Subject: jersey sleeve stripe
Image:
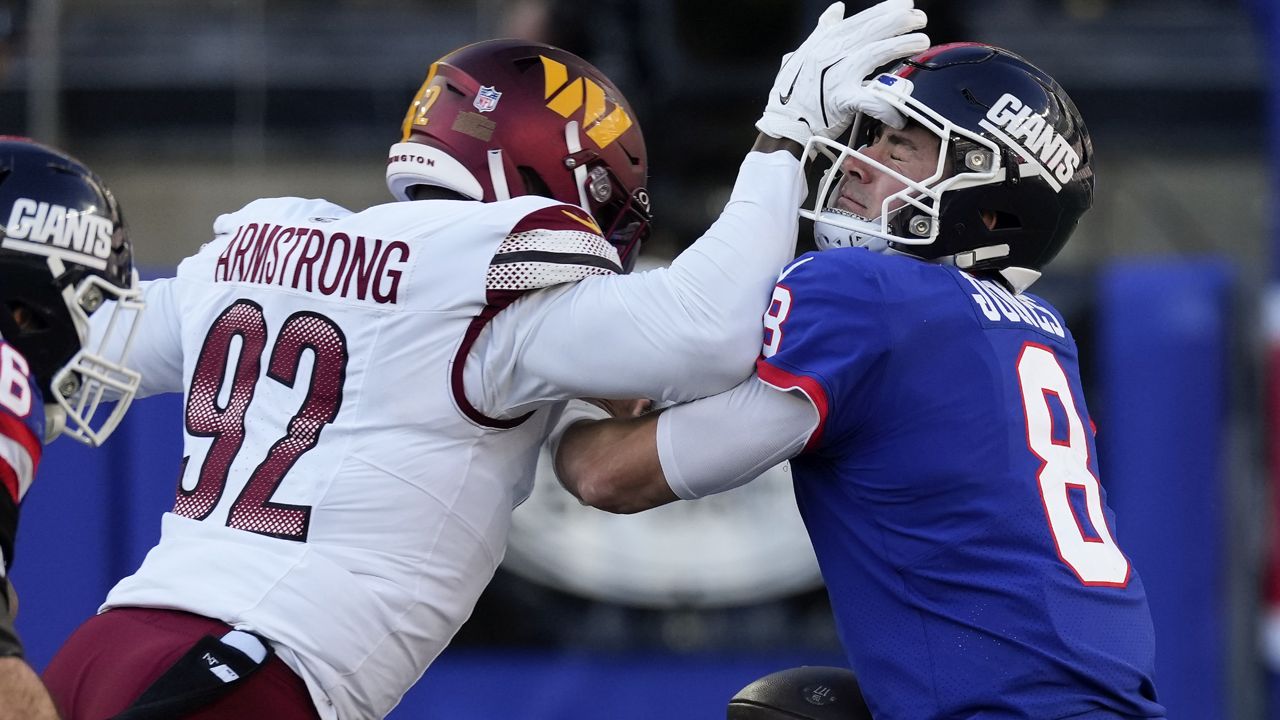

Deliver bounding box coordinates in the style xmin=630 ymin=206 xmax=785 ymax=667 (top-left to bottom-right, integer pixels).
xmin=488 ymin=227 xmax=622 ymax=292
xmin=0 ymin=414 xmax=40 ymax=501
xmin=492 ymin=250 xmax=622 ymax=274
xmin=0 ymin=458 xmax=19 ymax=509
xmin=496 ymin=226 xmax=620 ymax=265
xmin=756 ymin=359 xmax=829 ymax=453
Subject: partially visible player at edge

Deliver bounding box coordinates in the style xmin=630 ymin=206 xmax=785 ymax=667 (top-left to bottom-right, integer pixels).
xmin=0 ymin=137 xmax=145 ymax=720
xmin=41 ymin=2 xmax=930 ymax=719
xmin=556 ymin=43 xmax=1166 ymax=718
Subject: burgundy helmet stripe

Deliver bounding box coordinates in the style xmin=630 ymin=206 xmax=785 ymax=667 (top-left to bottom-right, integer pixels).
xmin=895 ymin=41 xmax=991 ymax=78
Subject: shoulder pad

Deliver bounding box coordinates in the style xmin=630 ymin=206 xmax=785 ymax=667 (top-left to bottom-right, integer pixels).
xmin=488 ymin=203 xmax=622 ymax=293
xmin=212 ymin=197 xmax=350 ymax=237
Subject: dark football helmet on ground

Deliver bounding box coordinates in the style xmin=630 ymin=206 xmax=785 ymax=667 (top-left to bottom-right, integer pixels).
xmin=726 ymin=665 xmax=871 ymax=720
xmin=387 ymin=39 xmax=652 ymax=271
xmin=803 ymin=42 xmax=1094 ymax=293
xmin=0 ymin=137 xmax=143 ymax=446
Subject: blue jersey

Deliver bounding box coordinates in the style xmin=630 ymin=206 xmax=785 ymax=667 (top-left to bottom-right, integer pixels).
xmin=756 ymin=250 xmax=1163 ymax=719
xmin=0 ymin=337 xmax=45 ymax=574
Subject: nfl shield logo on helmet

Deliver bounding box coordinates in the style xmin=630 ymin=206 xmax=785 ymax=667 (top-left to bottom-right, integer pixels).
xmin=474 ymin=86 xmax=502 ymax=112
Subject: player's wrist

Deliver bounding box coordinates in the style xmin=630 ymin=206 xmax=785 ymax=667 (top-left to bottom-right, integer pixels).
xmin=751 ymin=133 xmax=805 ymax=160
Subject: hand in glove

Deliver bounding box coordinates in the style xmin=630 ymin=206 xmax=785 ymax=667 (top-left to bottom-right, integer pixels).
xmin=757 ymin=0 xmax=929 ymax=145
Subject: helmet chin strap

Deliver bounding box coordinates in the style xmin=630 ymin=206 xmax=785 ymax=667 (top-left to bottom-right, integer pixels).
xmin=814 ymin=214 xmax=890 ymax=253
xmin=43 ymin=404 xmax=67 ymax=444
xmin=486 ymin=149 xmax=511 ymax=201
xmin=997 ymin=267 xmax=1042 ymax=294
xmin=563 ymin=121 xmax=591 ymax=212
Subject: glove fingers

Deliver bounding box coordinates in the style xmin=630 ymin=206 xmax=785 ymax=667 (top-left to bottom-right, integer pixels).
xmin=837 ymin=6 xmax=927 ymax=47
xmin=811 ymin=16 xmax=926 ymax=69
xmin=817 ymin=1 xmax=846 ymax=27
xmin=854 ymin=32 xmax=931 ymax=69
xmin=843 ymin=0 xmax=914 ymax=33
xmin=857 ymin=95 xmax=908 ymax=130
xmin=848 ymin=0 xmax=914 ymax=22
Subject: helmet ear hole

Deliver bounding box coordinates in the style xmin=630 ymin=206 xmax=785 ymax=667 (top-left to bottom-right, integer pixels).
xmin=981 ymin=209 xmax=1022 ymax=231
xmin=6 ymin=300 xmax=48 ymax=332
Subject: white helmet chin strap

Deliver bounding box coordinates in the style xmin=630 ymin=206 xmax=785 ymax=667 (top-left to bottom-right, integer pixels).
xmin=563 ymin=120 xmax=591 ymax=212
xmin=813 ymin=213 xmax=890 ymax=253
xmin=486 ymin=149 xmax=511 ymax=201
xmin=997 ymin=267 xmax=1042 ymax=294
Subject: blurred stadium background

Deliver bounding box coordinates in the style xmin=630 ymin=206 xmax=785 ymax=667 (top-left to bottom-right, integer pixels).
xmin=2 ymin=0 xmax=1274 ymax=716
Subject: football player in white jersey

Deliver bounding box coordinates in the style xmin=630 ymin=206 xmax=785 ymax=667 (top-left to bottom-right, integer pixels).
xmin=42 ymin=3 xmax=928 ymax=718
xmin=0 ymin=137 xmax=145 ymax=720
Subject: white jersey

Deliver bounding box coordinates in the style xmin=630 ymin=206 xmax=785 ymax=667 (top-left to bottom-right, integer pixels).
xmin=95 ymin=150 xmax=803 ymax=719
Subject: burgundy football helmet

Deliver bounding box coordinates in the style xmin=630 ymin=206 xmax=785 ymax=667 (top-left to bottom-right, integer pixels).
xmin=387 ymin=39 xmax=652 ymax=271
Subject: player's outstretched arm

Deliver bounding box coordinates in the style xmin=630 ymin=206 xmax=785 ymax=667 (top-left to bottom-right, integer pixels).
xmin=498 ymin=3 xmax=928 ymax=409
xmin=555 ymin=376 xmax=816 ymax=514
xmin=0 ymin=658 xmax=60 ymax=720
xmin=554 ymin=408 xmax=673 ymax=515
xmin=622 ymin=0 xmax=929 ymax=397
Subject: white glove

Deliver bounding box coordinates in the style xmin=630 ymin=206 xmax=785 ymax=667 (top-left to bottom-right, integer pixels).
xmin=756 ymin=0 xmax=930 ymax=144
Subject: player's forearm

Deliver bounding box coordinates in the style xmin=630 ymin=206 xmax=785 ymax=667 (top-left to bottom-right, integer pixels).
xmin=661 ymin=148 xmax=805 ymax=380
xmin=0 ymin=658 xmax=60 ymax=720
xmin=554 ymin=411 xmax=677 ymax=515
xmin=498 ymin=149 xmax=806 ymax=407
xmin=657 ymin=376 xmax=815 ymax=499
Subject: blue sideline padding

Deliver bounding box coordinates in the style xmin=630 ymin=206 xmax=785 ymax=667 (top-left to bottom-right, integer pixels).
xmin=397 ymin=649 xmax=845 ymax=719
xmin=1098 ymin=258 xmax=1234 ymax=719
xmin=12 ymin=392 xmax=185 ymax=671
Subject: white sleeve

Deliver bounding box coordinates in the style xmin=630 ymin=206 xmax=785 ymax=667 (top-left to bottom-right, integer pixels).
xmin=476 ymin=150 xmax=805 ymax=414
xmin=658 ymin=376 xmax=818 ymax=500
xmin=90 ymin=277 xmax=186 ymax=398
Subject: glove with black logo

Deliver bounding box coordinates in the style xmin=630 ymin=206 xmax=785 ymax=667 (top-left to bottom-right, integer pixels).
xmin=757 ymin=0 xmax=929 ymax=145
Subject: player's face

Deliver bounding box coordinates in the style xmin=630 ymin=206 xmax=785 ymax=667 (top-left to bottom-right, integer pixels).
xmin=833 ymin=122 xmax=941 ymax=220
xmin=10 ymin=305 xmax=32 ymax=332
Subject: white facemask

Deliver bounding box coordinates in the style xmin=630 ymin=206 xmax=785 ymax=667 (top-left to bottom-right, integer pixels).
xmin=49 ymin=267 xmax=145 ymax=447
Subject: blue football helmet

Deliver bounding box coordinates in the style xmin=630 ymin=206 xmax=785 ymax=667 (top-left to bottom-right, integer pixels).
xmin=0 ymin=137 xmax=144 ymax=445
xmin=803 ymin=43 xmax=1094 ymax=293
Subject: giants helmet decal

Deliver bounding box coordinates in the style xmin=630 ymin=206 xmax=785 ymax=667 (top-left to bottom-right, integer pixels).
xmin=387 ymin=40 xmax=651 ymax=272
xmin=801 ymin=43 xmax=1094 ymax=293
xmin=0 ymin=138 xmax=144 ymax=446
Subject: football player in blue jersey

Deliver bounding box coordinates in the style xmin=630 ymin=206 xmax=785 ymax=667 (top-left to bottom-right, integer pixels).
xmin=0 ymin=137 xmax=144 ymax=720
xmin=555 ymin=44 xmax=1166 ymax=719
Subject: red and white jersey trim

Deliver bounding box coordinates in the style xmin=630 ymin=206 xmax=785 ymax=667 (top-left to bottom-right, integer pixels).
xmin=0 ymin=412 xmax=39 ymax=505
xmin=756 ymin=358 xmax=830 ymax=453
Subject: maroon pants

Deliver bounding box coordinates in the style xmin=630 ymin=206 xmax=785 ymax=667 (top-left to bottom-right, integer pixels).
xmin=42 ymin=607 xmax=321 ymax=720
